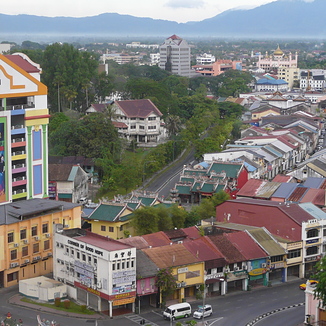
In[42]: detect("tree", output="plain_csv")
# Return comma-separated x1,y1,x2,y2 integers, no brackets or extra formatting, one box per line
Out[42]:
165,115,182,138
170,205,187,229
156,267,177,308
313,255,326,306
131,207,160,235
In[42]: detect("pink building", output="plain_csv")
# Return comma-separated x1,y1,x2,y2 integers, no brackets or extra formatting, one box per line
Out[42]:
193,59,242,76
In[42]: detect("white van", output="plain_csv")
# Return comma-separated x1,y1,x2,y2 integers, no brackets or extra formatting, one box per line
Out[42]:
163,302,191,320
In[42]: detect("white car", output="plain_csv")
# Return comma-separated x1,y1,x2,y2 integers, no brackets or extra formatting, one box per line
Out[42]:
193,304,213,319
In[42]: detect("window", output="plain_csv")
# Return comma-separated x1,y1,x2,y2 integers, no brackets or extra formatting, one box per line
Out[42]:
44,240,50,250
307,229,318,238
82,254,86,261
139,126,144,130
271,255,284,263
42,224,48,234
323,229,326,237
122,262,125,269
33,243,39,254
77,252,80,259
130,125,136,129
7,272,18,282
22,246,28,257
11,249,17,260
288,249,301,259
8,232,14,243
20,229,27,240
88,256,92,263
120,225,123,231
112,264,115,271
32,226,38,237
94,258,97,264
148,117,156,121
117,262,120,270
306,246,318,256
109,227,114,232
101,225,106,231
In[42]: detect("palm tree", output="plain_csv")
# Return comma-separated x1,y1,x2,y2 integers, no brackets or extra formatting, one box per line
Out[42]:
165,114,181,138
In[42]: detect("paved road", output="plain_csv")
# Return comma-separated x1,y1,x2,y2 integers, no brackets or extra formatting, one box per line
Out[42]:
2,280,305,326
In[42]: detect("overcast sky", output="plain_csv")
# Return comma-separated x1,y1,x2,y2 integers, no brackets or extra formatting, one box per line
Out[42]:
3,0,277,23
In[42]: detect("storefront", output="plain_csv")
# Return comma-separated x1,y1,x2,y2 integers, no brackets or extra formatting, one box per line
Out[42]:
248,268,268,287
227,270,248,293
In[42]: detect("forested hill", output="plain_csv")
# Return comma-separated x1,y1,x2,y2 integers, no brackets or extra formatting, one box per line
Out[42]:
1,0,326,40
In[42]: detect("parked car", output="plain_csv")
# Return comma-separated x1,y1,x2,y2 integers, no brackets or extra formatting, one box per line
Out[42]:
193,304,213,319
299,280,318,290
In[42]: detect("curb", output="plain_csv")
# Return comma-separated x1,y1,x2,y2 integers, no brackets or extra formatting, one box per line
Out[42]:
245,302,305,325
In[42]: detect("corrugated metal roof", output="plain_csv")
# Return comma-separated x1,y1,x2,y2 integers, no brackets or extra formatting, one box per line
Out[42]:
287,187,308,202
300,188,326,207
119,236,149,249
136,249,159,277
256,181,281,199
272,183,298,199
299,203,326,220
272,175,293,183
226,232,268,260
237,179,265,197
247,229,286,256
88,203,128,222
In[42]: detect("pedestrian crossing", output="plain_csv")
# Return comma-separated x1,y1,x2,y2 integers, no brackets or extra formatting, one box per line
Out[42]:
125,314,159,326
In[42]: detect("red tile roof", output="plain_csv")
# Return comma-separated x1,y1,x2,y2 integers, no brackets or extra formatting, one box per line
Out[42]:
115,99,163,118
142,231,171,247
118,236,149,249
112,121,128,128
5,54,40,73
181,226,202,240
208,234,245,264
48,164,74,181
142,243,199,268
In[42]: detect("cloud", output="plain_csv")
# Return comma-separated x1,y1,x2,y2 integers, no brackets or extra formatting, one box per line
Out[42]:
164,0,205,9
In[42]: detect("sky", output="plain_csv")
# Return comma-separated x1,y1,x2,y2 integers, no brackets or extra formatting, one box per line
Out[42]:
2,0,278,23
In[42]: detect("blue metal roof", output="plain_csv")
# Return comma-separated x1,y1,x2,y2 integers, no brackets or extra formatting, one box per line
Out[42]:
272,183,298,199
243,161,257,172
299,203,326,220
257,78,288,85
303,177,325,189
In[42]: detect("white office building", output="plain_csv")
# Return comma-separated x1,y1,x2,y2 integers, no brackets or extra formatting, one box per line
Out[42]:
53,227,136,318
159,34,192,77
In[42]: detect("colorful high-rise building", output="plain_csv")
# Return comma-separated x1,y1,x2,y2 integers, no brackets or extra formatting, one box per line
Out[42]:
0,52,49,203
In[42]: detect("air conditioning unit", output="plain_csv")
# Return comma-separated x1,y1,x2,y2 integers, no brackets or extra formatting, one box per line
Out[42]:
10,262,19,268
23,240,28,244
176,283,182,288
97,281,102,289
261,263,267,268
45,233,50,238
13,243,18,247
92,285,97,290
243,265,248,270
25,259,30,264
64,225,69,228
47,253,53,257
34,236,39,241
225,268,230,273
234,267,240,271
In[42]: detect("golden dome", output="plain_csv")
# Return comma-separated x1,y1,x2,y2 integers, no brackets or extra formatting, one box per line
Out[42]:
274,45,283,56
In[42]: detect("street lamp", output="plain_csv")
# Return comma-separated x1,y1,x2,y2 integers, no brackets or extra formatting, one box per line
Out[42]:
142,161,155,184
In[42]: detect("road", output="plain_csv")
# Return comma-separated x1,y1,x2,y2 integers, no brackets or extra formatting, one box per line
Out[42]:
1,280,305,326
144,147,196,198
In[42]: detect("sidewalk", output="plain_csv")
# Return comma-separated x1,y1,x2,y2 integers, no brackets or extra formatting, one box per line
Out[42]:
8,294,107,320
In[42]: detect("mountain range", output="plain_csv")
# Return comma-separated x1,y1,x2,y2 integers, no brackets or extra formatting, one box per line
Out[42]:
1,0,326,42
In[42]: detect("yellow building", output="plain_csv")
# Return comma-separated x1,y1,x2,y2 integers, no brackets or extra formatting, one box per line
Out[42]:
142,244,204,303
0,199,81,287
84,202,136,240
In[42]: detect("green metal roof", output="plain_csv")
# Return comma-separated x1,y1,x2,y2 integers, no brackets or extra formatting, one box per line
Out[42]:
139,197,156,206
88,204,125,222
215,184,226,193
208,162,242,178
176,184,191,195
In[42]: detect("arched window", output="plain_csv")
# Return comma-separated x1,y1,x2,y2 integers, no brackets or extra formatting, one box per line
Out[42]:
307,229,319,238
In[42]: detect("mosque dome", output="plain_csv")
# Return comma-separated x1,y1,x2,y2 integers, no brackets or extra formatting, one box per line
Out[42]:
274,45,283,56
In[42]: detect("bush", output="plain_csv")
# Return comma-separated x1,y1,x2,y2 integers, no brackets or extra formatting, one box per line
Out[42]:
63,299,71,309
80,304,87,312
54,297,61,307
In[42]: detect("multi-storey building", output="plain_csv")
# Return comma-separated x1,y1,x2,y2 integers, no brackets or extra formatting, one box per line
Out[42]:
53,227,136,317
196,53,216,65
300,70,326,91
277,66,300,89
159,35,192,77
0,52,49,203
1,199,81,288
193,59,242,76
257,46,298,72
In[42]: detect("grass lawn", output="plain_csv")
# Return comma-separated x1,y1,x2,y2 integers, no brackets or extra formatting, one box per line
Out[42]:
21,297,96,315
